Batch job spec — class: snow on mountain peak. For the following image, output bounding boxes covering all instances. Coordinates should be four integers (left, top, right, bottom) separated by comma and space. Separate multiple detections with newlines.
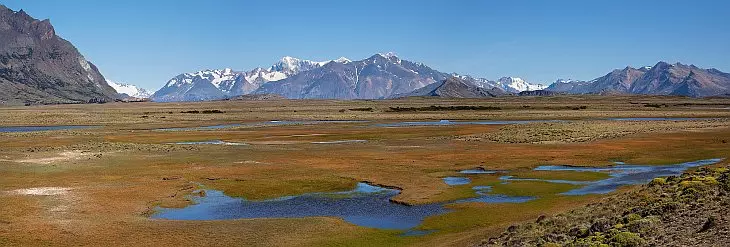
378, 52, 398, 58
497, 77, 546, 92
108, 80, 152, 98
278, 56, 301, 69
334, 57, 351, 63
555, 79, 579, 84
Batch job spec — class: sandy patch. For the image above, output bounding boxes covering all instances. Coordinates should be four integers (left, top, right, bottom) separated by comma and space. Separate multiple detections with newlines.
17, 150, 98, 164
234, 160, 269, 165
11, 187, 71, 196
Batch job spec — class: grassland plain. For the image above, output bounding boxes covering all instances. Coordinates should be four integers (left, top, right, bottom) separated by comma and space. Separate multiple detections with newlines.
0, 95, 729, 246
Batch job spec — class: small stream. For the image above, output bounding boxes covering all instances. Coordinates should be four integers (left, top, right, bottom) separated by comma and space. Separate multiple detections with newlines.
0, 125, 94, 133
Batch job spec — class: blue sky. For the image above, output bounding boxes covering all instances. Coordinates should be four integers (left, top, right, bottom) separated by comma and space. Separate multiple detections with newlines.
3, 0, 729, 90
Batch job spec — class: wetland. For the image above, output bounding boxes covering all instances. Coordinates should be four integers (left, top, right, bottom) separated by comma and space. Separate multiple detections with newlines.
2, 95, 730, 246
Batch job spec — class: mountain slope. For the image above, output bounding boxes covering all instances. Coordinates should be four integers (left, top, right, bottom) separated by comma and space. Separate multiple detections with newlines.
395, 77, 509, 98
0, 5, 117, 105
154, 53, 554, 101
151, 69, 235, 102
546, 62, 730, 97
151, 57, 340, 102
108, 80, 151, 98
452, 75, 545, 94
254, 53, 448, 99
496, 77, 546, 93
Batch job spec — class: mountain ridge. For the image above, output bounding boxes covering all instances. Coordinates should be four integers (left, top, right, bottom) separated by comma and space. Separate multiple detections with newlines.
0, 4, 118, 105
546, 62, 730, 97
152, 53, 545, 101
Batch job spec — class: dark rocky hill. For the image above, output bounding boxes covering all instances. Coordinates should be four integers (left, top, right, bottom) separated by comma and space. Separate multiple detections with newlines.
0, 5, 117, 105
395, 77, 509, 98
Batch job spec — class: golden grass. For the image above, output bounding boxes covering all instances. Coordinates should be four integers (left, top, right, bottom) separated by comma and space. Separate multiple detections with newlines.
1, 96, 730, 246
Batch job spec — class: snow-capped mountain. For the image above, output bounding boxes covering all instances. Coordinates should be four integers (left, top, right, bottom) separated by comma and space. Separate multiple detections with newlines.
151, 68, 247, 102
107, 80, 152, 98
151, 57, 345, 102
254, 53, 447, 99
152, 53, 677, 101
496, 77, 546, 93
243, 56, 349, 88
450, 74, 545, 93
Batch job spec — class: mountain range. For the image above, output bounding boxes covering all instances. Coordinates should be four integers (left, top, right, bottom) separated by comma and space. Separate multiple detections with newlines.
545, 62, 730, 97
2, 4, 729, 104
152, 56, 730, 101
150, 56, 353, 102
0, 5, 117, 105
151, 53, 548, 101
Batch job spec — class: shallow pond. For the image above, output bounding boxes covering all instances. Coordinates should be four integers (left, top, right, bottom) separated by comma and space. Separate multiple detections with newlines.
152, 182, 447, 230
374, 119, 563, 127
157, 120, 369, 131
442, 177, 472, 186
499, 175, 592, 185
0, 125, 93, 133
459, 169, 499, 174
152, 159, 721, 232
454, 186, 536, 204
153, 179, 543, 231
533, 158, 723, 195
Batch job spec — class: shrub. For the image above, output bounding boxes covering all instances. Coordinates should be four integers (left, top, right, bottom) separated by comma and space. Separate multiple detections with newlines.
181, 110, 225, 114
700, 176, 719, 185
624, 214, 642, 223
680, 180, 706, 190
348, 107, 373, 111
610, 232, 646, 247
387, 105, 501, 112
572, 232, 608, 247
626, 216, 660, 234
649, 178, 666, 186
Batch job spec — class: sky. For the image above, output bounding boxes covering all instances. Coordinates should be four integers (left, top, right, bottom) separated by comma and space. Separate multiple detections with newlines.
3, 0, 730, 90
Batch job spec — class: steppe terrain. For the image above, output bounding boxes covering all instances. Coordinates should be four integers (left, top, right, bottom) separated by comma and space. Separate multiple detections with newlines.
1, 95, 730, 246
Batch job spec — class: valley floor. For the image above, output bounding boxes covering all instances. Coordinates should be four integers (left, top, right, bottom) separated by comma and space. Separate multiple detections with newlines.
1, 95, 730, 246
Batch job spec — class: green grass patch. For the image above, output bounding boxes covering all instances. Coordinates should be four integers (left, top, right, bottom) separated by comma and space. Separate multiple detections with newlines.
508, 170, 610, 181
490, 180, 581, 197
312, 229, 414, 247
207, 177, 357, 200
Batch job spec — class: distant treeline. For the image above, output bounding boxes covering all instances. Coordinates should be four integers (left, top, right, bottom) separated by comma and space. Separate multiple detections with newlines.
387, 105, 501, 112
